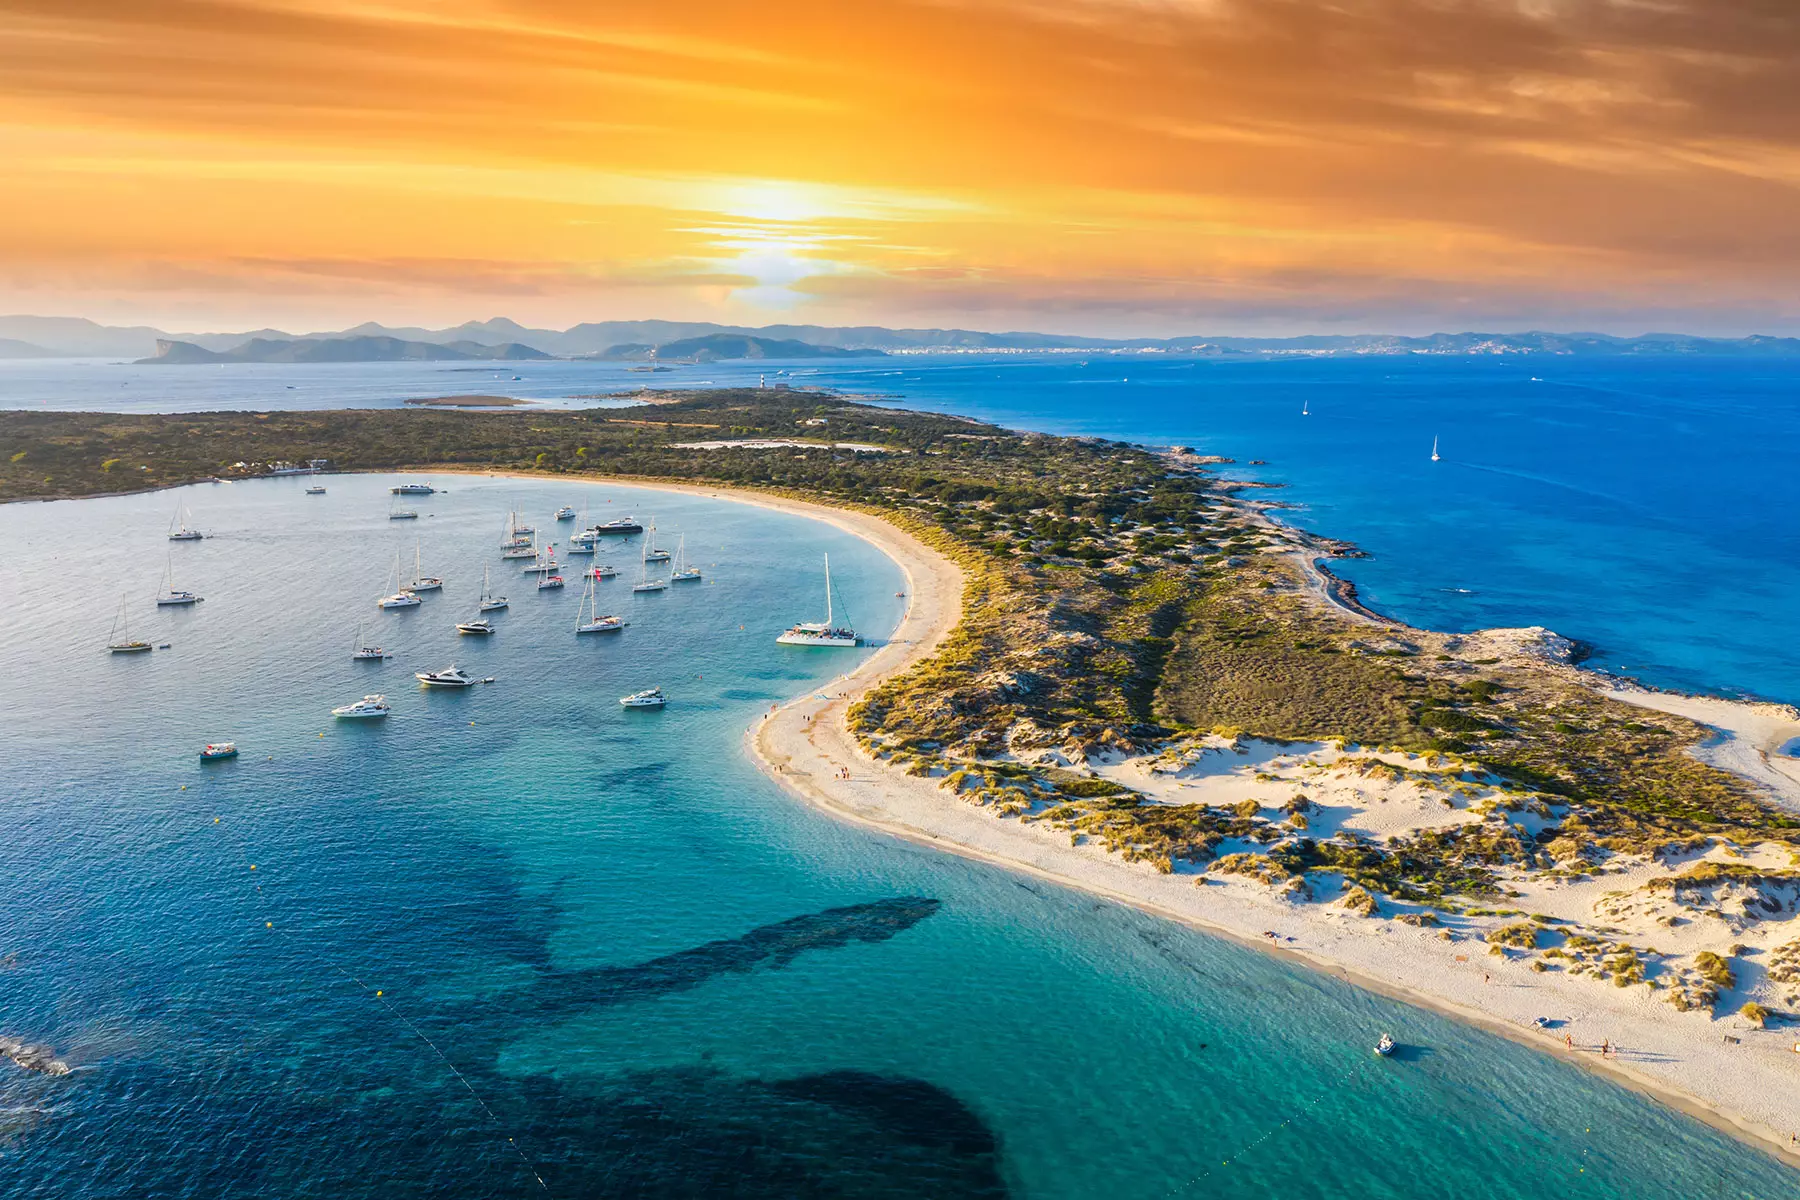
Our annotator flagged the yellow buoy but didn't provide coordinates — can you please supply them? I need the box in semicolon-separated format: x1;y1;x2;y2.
249;864;257;870
266;921;272;928
376;990;383;997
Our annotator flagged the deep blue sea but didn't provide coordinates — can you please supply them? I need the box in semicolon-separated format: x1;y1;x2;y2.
4;352;1795;702
2;473;1798;1198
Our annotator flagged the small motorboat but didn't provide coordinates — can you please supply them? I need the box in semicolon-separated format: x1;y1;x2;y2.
620;687;665;708
456;618;496;635
332;695;390;719
200;742;238;761
554;506;577;521
415;665;490;688
1374;1033;1396;1057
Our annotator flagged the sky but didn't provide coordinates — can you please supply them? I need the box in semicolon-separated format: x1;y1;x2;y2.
3;0;1799;336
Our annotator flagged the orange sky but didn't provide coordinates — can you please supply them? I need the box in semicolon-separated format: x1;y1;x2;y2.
4;0;1799;334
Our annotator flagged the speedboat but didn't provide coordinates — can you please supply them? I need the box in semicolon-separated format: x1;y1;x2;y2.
1374;1033;1396;1057
377;590;421;609
332;694;390;719
576;614;626;634
305;486;326;495
200;742;238;761
538;574;565;590
415;665;489;687
390;483;436;495
456;618;496;635
619;687;665;708
554;506;577;521
592;517;643;535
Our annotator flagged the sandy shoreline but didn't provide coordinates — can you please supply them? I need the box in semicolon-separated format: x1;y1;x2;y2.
338;467;1800;1165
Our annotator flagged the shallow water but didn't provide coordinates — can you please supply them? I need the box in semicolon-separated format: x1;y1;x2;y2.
1;474;1796;1198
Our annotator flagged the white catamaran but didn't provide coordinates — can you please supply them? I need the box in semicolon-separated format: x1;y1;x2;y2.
777;554;858;647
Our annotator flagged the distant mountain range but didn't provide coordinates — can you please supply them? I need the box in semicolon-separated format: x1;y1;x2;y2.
141;336;552;365
6;313;1800;361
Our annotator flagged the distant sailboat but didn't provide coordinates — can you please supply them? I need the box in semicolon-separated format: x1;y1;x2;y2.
351;620;390;659
478;565;508;612
670;534;701;583
107;594;153;653
633;526;668;592
168;501;203;541
1302;400;1310;416
155;553;202;606
377;553;422;609
409;542;442;591
576;570;627;633
1430;435;1441;463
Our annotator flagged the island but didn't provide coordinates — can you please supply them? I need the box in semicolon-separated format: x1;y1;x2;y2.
2;390;1797;1163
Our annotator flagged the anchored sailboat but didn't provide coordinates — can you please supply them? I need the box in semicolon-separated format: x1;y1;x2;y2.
777;554;858;647
478;566;508;612
1430;435;1441;463
155;553;202;606
351;620;390;659
632;524;668;592
410;542;443;591
377;552;422;609
107;594;152;653
168;501;203;541
670;534;701;583
576;570;627;633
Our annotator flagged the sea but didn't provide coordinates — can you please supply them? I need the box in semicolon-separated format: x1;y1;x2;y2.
1;360;1798;1197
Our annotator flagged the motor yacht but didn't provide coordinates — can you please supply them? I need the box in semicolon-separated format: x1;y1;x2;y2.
332;695;390;719
619;687;666;708
456;618;496;635
415;665;489;687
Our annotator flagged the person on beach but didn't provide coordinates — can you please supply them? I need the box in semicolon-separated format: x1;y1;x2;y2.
1602;1039;1611;1057
1565;1034;1574;1049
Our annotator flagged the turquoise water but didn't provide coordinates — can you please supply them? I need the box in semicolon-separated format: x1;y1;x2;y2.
2;474;1797;1197
5;353;1797;704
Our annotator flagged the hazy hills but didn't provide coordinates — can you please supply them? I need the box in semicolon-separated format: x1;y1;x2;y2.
7;313;1800;361
141;336;554;364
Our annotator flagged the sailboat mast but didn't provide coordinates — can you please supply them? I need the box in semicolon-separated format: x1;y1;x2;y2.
823;554;832;626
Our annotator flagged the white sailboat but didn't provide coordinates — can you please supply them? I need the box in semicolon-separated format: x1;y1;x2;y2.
777;553;858;646
409;542;443;591
168;501;204;541
500;510;532;549
377;553;422;609
1430;435;1441;463
107;594;153;653
155;553;202;606
643;520;671;563
575;571;627;634
501;528;537;559
632;527;667;592
478;566;508;612
670;534;701;583
1302;399;1310;416
351;620;390;659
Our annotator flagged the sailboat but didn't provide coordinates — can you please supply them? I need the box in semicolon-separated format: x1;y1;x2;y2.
478;566;508;612
500;510;532;549
501;528;537;560
168;501;203;541
377;553;422;609
523;542;561;574
632;528;668;592
1430;436;1441;463
351;620;390;659
670;534;701;583
155;553;202;606
776;553;858;646
643;521;671;563
575;571;627;633
389;500;419;520
1302;399;1310;416
107;594;153;653
409;542;443;591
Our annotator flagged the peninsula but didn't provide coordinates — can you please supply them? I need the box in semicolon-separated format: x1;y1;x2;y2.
3;390;1798;1160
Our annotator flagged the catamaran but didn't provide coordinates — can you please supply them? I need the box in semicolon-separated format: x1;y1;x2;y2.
168;502;203;541
155;554;202;606
632;529;667;593
478;566;508;612
408;543;443;592
377;553;422;609
1430;435;1441;463
575;572;627;634
332;694;390;719
669;534;701;583
777;553;858;647
107;595;153;653
351;621;390;659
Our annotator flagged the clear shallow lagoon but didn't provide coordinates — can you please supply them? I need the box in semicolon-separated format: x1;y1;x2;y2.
5;352;1796;703
2;475;1797;1198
